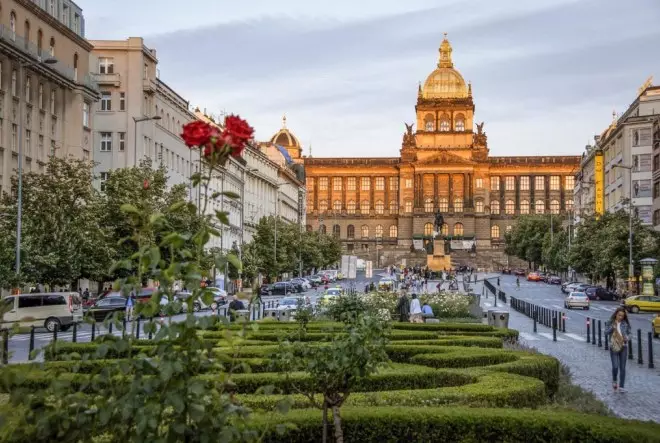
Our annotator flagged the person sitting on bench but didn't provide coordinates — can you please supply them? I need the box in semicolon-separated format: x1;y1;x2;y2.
422;303;434;318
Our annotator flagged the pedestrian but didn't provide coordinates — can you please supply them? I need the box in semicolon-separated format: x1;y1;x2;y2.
409;294;422;323
605;307;631;392
125;290;135;321
516;277;520;290
396;292;410;322
421;302;434;319
83;288;90;301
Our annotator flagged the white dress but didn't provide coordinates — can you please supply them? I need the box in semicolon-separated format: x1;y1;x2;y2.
410;298;422;315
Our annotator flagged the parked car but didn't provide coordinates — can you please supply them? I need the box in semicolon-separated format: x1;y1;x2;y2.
513;269;526;276
501;268;512;275
622;295;660;314
320;270;339;281
318;288;343;306
527;272;542;282
561;281;578;293
267;282;299;296
653;314;660;338
1;292;83;332
565;292;590;310
259;285;272;296
548;276;562;285
276;296;308;319
291;278;311;290
84;296;127;322
563;283;590;294
584;286;618;301
287;280;306;293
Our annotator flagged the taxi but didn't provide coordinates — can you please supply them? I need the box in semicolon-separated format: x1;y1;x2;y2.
621;295;660;314
377;278;395;291
653;314;660;338
317;287;343;306
527;272;542;282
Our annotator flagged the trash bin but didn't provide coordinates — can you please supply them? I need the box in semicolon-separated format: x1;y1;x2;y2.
277;309;292;322
489;310;509;329
263;308;278;319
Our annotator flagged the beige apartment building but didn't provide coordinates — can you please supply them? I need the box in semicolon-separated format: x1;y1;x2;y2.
0;0;99;195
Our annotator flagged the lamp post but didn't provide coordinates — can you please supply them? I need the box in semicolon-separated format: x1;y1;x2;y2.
613;164;634;294
133;116;161;166
15;56;58;281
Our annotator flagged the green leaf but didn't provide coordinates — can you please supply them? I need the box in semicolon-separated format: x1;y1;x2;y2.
120;203;139;214
215;210;230;225
221;191;240;199
227;252;242;273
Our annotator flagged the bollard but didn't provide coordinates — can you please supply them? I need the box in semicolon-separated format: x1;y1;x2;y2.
91;322;96;341
109;322;113;334
604;332;609;350
597;320;602;347
561;314;566;333
122;317;127;338
586;319;591;343
591;319;596;345
72;322;77;343
533;308;537;333
628;338;633;360
637;329;643;365
53;325;58;343
648;332;655;369
494;292;497;307
148;317;153;340
28;327;35;359
136;316;141;340
552;317;557;342
1;329;8;364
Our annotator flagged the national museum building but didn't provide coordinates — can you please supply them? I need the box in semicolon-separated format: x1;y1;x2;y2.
266;36;580;268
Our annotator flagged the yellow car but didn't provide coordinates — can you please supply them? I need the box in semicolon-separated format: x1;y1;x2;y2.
317;288;343;306
622;295;660;314
653;314;660;338
378;278;395;291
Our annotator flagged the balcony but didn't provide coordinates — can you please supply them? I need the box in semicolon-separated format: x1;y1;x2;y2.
143;78;157;94
94;72;121;87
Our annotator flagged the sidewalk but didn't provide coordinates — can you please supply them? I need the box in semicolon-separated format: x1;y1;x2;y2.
476;277;660;423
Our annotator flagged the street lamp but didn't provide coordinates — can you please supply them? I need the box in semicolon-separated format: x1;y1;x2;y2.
613;164;634;294
133;116;161;166
15;56;58;281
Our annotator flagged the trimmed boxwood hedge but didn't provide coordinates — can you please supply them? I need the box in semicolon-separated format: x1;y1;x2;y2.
250;406;660;442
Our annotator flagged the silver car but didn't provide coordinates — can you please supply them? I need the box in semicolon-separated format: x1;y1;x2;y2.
565;292;590;310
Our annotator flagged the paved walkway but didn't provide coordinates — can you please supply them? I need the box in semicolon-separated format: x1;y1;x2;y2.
474;274;660;423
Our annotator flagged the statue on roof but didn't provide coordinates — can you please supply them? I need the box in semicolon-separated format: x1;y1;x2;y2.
403;123;415;145
475;122;487;146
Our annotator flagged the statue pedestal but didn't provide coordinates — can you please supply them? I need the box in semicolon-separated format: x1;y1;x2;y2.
427;239;451;271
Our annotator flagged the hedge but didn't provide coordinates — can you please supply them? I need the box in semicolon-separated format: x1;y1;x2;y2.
250;406;660;442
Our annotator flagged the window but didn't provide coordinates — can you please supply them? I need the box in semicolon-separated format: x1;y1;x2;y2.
424;197;433;213
25;130;31;155
505;200;515;215
347;225;355;239
439;118;450;132
506;225;513;233
550;176;560;191
144;63;149;79
491;225;500;239
405;178;413;189
50;89;56;114
38;135;44;159
390;200;398;214
347;177;356;191
332;177;342;191
424;223;434;236
319;177;328;190
11;124;17;151
453;223;464;236
550;199;560;214
318;200;328;212
332;224;340;238
375;177;385;191
37;29;43;56
319;224;326;234
441;223;449;236
564;175;575;191
535;176;545;191
505;176;515;191
49;0;56;16
99;172;109;192
454;198;463;213
375;200;384;214
519;176;530;191
361;225;369;238
38;84;44;109
99;58;115;75
375;225;383;238
520;199;530;215
425;120;434;131
24;20;30;50
18;296;42;309
73;14;80;34
390;178;399;191
119;92;126;111
455;116;465;132
73;53;78;81
62;4;69;26
491;200;500;214
389;225;398;238
535;200;545;214
100;132;112;152
332;200;341;212
438;197;448;212
49;37;55;57
82;102;89;127
118;132;126;151
9;12;16;37
405;201;413;213
656;181;660;199
361;177;370;191
360;200;370;214
347;200;356;214
475;178;483;189
565;199;574;211
490;176;500;191
475;200;484;213
100;92;112;111
51;116;56;137
11;70;17;96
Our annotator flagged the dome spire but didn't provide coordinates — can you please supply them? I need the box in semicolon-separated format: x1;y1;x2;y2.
438;32;453;68
282;114;287;129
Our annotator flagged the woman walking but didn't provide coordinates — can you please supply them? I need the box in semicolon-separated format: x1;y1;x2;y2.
605;307;631;392
409;294;423;323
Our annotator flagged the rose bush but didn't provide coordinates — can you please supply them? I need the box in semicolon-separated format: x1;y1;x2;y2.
182;115;254;161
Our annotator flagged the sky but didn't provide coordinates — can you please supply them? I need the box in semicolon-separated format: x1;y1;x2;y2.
80;0;660;158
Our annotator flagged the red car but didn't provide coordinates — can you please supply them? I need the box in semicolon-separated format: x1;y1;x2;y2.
527;272;542;282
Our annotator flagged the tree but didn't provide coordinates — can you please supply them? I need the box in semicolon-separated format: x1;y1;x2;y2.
541;229;569;273
0;157;112;288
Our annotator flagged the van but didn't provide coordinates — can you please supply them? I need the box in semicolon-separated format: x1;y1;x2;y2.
1;292;83;332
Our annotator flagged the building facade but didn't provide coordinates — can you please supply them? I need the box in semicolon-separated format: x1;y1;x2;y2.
293;36;580;267
0;0;99;195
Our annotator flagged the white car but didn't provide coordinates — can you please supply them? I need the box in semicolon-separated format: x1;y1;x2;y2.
565;292;589;310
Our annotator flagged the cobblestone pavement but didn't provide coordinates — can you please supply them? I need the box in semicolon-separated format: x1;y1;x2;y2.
473;274;660;423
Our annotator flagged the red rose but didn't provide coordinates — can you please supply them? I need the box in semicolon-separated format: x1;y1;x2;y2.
222;115;254;157
181;121;217;148
143;179;150;190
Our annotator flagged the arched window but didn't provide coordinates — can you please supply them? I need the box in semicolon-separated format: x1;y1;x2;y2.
454;198;463;213
332;224;340;238
550;199;560;214
306;224;312;232
318;199;328;213
535;200;545;214
491;225;500;238
404;200;413;213
347;225;355;239
333;200;342;212
491;200;500;215
375;225;383;238
319;224;326;234
438;197;448;212
453;223;464;236
424;223;434;236
565;199;574;211
166;113;170;130
347;200;356;214
505;199;515;215
424;114;434;131
10;12;16;39
389;200;398;214
455;113;465;132
360;200;370;214
424;197;433;213
361;225;369;238
375;200;384;215
49;37;55;56
24;20;30;50
37;29;43;56
439;113;450;131
441;223;449;236
520;199;530;215
73;53;78;81
389;225;398;238
475;199;484;213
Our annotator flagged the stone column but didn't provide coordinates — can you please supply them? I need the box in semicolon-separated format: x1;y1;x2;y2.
385;176;390;212
356;176;361;212
434;174;439;208
342;176;347;211
463;172;468;208
448;173;454;212
371;176;375;210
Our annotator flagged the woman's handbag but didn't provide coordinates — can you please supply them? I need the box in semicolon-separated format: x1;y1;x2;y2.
611;328;625;352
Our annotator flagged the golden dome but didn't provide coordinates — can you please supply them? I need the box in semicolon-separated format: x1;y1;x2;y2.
270;115;301;148
422;34;468;99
